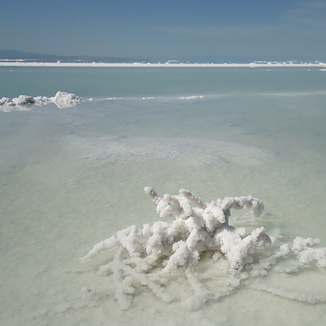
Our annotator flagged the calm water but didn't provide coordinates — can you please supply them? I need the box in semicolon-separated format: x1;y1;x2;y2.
1;67;326;326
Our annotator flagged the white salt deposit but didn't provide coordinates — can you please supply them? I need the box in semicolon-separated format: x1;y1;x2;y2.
0;61;325;68
0;91;82;111
178;95;204;100
81;187;326;311
52;91;83;109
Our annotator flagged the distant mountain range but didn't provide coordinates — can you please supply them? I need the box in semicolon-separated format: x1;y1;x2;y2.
0;50;147;63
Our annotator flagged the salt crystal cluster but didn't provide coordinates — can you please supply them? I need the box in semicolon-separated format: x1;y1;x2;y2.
0;91;82;111
80;187;326;310
52;91;83;109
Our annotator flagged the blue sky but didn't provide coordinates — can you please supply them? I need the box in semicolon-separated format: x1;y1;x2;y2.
1;0;326;61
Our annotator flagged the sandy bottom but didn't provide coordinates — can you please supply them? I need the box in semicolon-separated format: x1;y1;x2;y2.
1;95;326;326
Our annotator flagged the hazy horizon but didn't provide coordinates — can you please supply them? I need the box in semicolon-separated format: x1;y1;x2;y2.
1;49;325;64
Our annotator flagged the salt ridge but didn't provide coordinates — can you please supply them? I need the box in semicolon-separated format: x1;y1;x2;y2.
0;91;82;111
0;62;326;68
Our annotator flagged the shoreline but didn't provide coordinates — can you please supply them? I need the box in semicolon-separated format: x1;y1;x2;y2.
0;62;326;68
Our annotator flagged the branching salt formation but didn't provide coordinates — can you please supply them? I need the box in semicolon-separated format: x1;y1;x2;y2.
80;187;326;310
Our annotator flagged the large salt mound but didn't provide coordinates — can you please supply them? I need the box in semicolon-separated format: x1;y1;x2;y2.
0;91;82;111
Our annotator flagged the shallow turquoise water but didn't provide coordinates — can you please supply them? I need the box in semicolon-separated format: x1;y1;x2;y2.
1;67;326;98
0;68;326;326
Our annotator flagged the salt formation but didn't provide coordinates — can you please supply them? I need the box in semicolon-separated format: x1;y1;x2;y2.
0;91;82;111
0;95;37;108
52;91;83;109
81;187;326;310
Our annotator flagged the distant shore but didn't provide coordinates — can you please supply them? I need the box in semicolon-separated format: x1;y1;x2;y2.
1;61;326;68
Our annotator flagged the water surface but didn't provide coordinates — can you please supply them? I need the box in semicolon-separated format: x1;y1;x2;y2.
1;67;326;326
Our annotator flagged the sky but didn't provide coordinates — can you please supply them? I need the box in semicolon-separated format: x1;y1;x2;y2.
1;0;326;61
